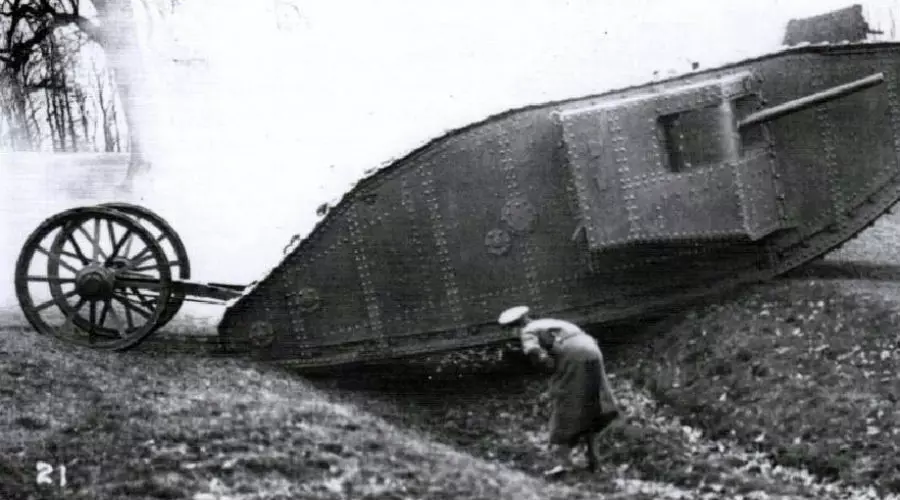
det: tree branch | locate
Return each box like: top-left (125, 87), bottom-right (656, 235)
top-left (24, 75), bottom-right (64, 91)
top-left (1, 0), bottom-right (102, 74)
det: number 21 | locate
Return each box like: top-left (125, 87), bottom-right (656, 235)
top-left (36, 461), bottom-right (66, 487)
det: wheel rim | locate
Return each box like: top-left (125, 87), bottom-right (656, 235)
top-left (98, 202), bottom-right (190, 330)
top-left (14, 207), bottom-right (173, 351)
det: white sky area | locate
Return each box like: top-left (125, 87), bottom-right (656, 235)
top-left (3, 0), bottom-right (900, 313)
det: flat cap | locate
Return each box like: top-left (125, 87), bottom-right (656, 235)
top-left (498, 305), bottom-right (530, 326)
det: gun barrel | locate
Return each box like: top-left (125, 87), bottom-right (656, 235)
top-left (738, 72), bottom-right (885, 129)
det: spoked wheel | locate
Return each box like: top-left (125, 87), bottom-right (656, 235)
top-left (14, 207), bottom-right (173, 350)
top-left (98, 202), bottom-right (191, 329)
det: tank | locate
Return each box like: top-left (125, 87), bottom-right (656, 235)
top-left (214, 40), bottom-right (900, 368)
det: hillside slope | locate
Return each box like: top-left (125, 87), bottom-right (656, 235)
top-left (313, 280), bottom-right (900, 499)
top-left (0, 313), bottom-right (585, 500)
top-left (620, 279), bottom-right (900, 497)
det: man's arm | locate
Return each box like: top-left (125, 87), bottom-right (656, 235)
top-left (520, 328), bottom-right (554, 371)
top-left (529, 349), bottom-right (554, 372)
top-left (520, 328), bottom-right (542, 357)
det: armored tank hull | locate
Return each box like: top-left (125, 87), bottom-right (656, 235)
top-left (218, 42), bottom-right (900, 368)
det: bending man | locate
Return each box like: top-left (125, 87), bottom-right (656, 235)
top-left (498, 305), bottom-right (620, 477)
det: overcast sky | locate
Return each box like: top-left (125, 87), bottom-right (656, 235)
top-left (144, 0), bottom-right (899, 192)
top-left (10, 0), bottom-right (900, 300)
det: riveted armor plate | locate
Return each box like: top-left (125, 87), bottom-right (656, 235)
top-left (501, 197), bottom-right (536, 233)
top-left (248, 321), bottom-right (275, 348)
top-left (295, 287), bottom-right (321, 313)
top-left (485, 228), bottom-right (512, 255)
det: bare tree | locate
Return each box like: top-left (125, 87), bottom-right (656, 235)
top-left (0, 1), bottom-right (91, 149)
top-left (1, 0), bottom-right (178, 185)
top-left (92, 56), bottom-right (121, 152)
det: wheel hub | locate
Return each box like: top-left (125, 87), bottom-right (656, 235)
top-left (75, 265), bottom-right (117, 300)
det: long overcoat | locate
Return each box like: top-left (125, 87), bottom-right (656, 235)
top-left (519, 319), bottom-right (619, 445)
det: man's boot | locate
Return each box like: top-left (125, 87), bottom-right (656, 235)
top-left (585, 410), bottom-right (621, 472)
top-left (544, 444), bottom-right (574, 478)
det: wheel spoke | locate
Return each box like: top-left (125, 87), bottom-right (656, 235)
top-left (98, 300), bottom-right (110, 329)
top-left (65, 233), bottom-right (91, 265)
top-left (26, 276), bottom-right (76, 283)
top-left (132, 255), bottom-right (160, 270)
top-left (93, 218), bottom-right (102, 261)
top-left (109, 228), bottom-right (133, 260)
top-left (122, 232), bottom-right (134, 258)
top-left (122, 298), bottom-right (135, 329)
top-left (58, 249), bottom-right (86, 263)
top-left (61, 298), bottom-right (86, 335)
top-left (107, 219), bottom-right (117, 250)
top-left (34, 290), bottom-right (79, 312)
top-left (88, 301), bottom-right (97, 344)
top-left (75, 222), bottom-right (108, 262)
top-left (74, 225), bottom-right (96, 260)
top-left (114, 294), bottom-right (153, 320)
top-left (128, 287), bottom-right (158, 309)
top-left (107, 306), bottom-right (128, 337)
top-left (35, 245), bottom-right (79, 274)
top-left (130, 246), bottom-right (152, 265)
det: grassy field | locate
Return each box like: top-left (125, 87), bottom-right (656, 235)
top-left (4, 214), bottom-right (900, 499)
top-left (313, 280), bottom-right (900, 499)
top-left (622, 280), bottom-right (900, 494)
top-left (0, 311), bottom-right (585, 500)
top-left (4, 277), bottom-right (900, 499)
